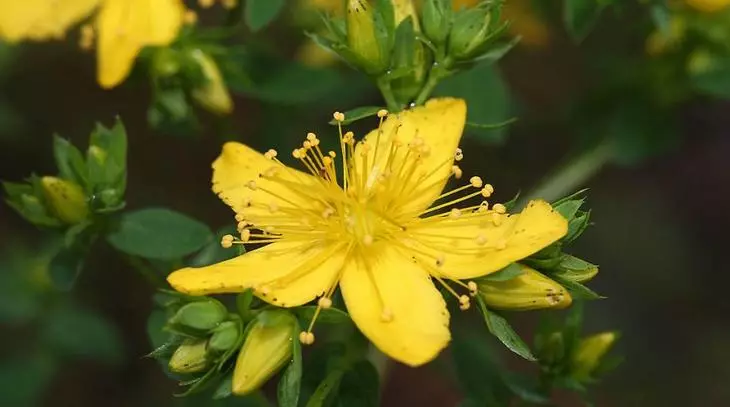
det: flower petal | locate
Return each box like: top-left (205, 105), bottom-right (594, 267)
top-left (212, 142), bottom-right (322, 221)
top-left (407, 200), bottom-right (567, 280)
top-left (0, 0), bottom-right (100, 42)
top-left (168, 241), bottom-right (347, 307)
top-left (355, 98), bottom-right (467, 216)
top-left (339, 245), bottom-right (450, 366)
top-left (96, 0), bottom-right (184, 88)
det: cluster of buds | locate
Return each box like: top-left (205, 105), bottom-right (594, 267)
top-left (310, 0), bottom-right (511, 109)
top-left (153, 293), bottom-right (299, 397)
top-left (3, 120), bottom-right (128, 228)
top-left (149, 46), bottom-right (233, 127)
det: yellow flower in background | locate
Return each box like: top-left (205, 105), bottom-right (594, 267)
top-left (167, 98), bottom-right (567, 366)
top-left (685, 0), bottom-right (730, 12)
top-left (0, 0), bottom-right (186, 88)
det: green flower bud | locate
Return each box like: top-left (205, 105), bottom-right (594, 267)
top-left (189, 50), bottom-right (233, 115)
top-left (390, 17), bottom-right (429, 103)
top-left (346, 0), bottom-right (389, 74)
top-left (392, 0), bottom-right (419, 29)
top-left (170, 300), bottom-right (228, 332)
top-left (448, 5), bottom-right (493, 60)
top-left (571, 332), bottom-right (618, 380)
top-left (87, 145), bottom-right (107, 167)
top-left (554, 255), bottom-right (599, 283)
top-left (153, 48), bottom-right (182, 78)
top-left (478, 266), bottom-right (572, 311)
top-left (208, 321), bottom-right (240, 353)
top-left (421, 0), bottom-right (452, 46)
top-left (232, 310), bottom-right (296, 396)
top-left (40, 176), bottom-right (89, 224)
top-left (169, 338), bottom-right (210, 373)
top-left (539, 331), bottom-right (565, 365)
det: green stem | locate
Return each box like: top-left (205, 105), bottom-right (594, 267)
top-left (376, 77), bottom-right (402, 112)
top-left (414, 57), bottom-right (453, 106)
top-left (520, 139), bottom-right (615, 206)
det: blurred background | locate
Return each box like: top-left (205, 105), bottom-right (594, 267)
top-left (1, 0), bottom-right (730, 406)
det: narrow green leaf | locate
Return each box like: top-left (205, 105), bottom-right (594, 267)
top-left (480, 263), bottom-right (523, 282)
top-left (476, 297), bottom-right (536, 361)
top-left (327, 106), bottom-right (385, 125)
top-left (245, 0), bottom-right (286, 32)
top-left (236, 289), bottom-right (255, 323)
top-left (277, 320), bottom-right (303, 407)
top-left (554, 277), bottom-right (604, 300)
top-left (53, 135), bottom-right (88, 189)
top-left (105, 208), bottom-right (213, 260)
top-left (305, 369), bottom-right (345, 407)
top-left (213, 375), bottom-right (233, 400)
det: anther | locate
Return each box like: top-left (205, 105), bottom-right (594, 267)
top-left (237, 221), bottom-right (247, 231)
top-left (303, 140), bottom-right (312, 149)
top-left (220, 234), bottom-right (234, 248)
top-left (380, 308), bottom-right (394, 322)
top-left (240, 229), bottom-right (251, 242)
top-left (343, 131), bottom-right (354, 144)
top-left (333, 111), bottom-right (345, 122)
top-left (328, 151), bottom-right (337, 158)
top-left (298, 331), bottom-right (315, 345)
top-left (483, 184), bottom-right (494, 196)
top-left (264, 149), bottom-right (278, 159)
top-left (318, 297), bottom-right (332, 309)
top-left (492, 203), bottom-right (506, 214)
top-left (306, 132), bottom-right (317, 141)
top-left (459, 295), bottom-right (471, 310)
top-left (449, 208), bottom-right (462, 218)
top-left (467, 281), bottom-right (478, 296)
top-left (469, 176), bottom-right (483, 188)
top-left (478, 201), bottom-right (489, 212)
top-left (377, 109), bottom-right (388, 118)
top-left (454, 148), bottom-right (464, 161)
top-left (235, 213), bottom-right (245, 222)
top-left (451, 165), bottom-right (463, 179)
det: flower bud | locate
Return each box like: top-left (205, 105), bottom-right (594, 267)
top-left (538, 331), bottom-right (565, 365)
top-left (232, 310), bottom-right (296, 395)
top-left (153, 48), bottom-right (182, 78)
top-left (208, 321), bottom-right (240, 353)
top-left (392, 0), bottom-right (419, 29)
top-left (571, 332), bottom-right (618, 380)
top-left (346, 0), bottom-right (388, 74)
top-left (170, 300), bottom-right (228, 332)
top-left (478, 266), bottom-right (572, 311)
top-left (448, 5), bottom-right (494, 60)
top-left (190, 50), bottom-right (233, 115)
top-left (554, 255), bottom-right (599, 283)
top-left (169, 338), bottom-right (210, 373)
top-left (421, 0), bottom-right (452, 46)
top-left (390, 17), bottom-right (429, 103)
top-left (40, 176), bottom-right (89, 224)
top-left (87, 145), bottom-right (107, 167)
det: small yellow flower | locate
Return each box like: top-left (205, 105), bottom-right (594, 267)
top-left (686, 0), bottom-right (730, 12)
top-left (571, 331), bottom-right (618, 380)
top-left (167, 98), bottom-right (567, 366)
top-left (0, 0), bottom-right (185, 89)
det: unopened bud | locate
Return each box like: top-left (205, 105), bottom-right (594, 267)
top-left (393, 0), bottom-right (419, 29)
top-left (208, 321), bottom-right (240, 353)
top-left (168, 338), bottom-right (210, 373)
top-left (478, 266), bottom-right (572, 311)
top-left (421, 0), bottom-right (452, 46)
top-left (571, 332), bottom-right (618, 380)
top-left (346, 0), bottom-right (388, 74)
top-left (190, 50), bottom-right (233, 115)
top-left (232, 310), bottom-right (297, 395)
top-left (170, 300), bottom-right (228, 332)
top-left (448, 5), bottom-right (494, 59)
top-left (40, 176), bottom-right (89, 224)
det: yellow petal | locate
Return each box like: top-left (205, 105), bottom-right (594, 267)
top-left (96, 0), bottom-right (184, 88)
top-left (356, 98), bottom-right (467, 216)
top-left (168, 241), bottom-right (347, 307)
top-left (212, 142), bottom-right (322, 220)
top-left (408, 200), bottom-right (567, 280)
top-left (0, 0), bottom-right (100, 42)
top-left (339, 245), bottom-right (450, 366)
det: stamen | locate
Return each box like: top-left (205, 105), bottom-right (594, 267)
top-left (220, 234), bottom-right (234, 248)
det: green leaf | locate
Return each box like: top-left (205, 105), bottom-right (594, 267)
top-left (213, 375), bottom-right (234, 400)
top-left (476, 297), bottom-right (536, 361)
top-left (336, 361), bottom-right (380, 407)
top-left (53, 135), bottom-right (88, 189)
top-left (146, 309), bottom-right (170, 351)
top-left (277, 320), bottom-right (303, 407)
top-left (89, 119), bottom-right (127, 194)
top-left (480, 263), bottom-right (523, 282)
top-left (236, 289), bottom-right (255, 323)
top-left (434, 63), bottom-right (511, 143)
top-left (106, 208), bottom-right (213, 260)
top-left (42, 304), bottom-right (123, 365)
top-left (245, 0), bottom-right (286, 32)
top-left (563, 0), bottom-right (606, 42)
top-left (553, 277), bottom-right (604, 300)
top-left (296, 306), bottom-right (352, 325)
top-left (189, 226), bottom-right (241, 267)
top-left (450, 325), bottom-right (510, 405)
top-left (49, 246), bottom-right (85, 291)
top-left (305, 368), bottom-right (345, 407)
top-left (328, 106), bottom-right (384, 125)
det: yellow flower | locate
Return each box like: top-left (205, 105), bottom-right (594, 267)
top-left (167, 98), bottom-right (567, 366)
top-left (478, 265), bottom-right (572, 311)
top-left (0, 0), bottom-right (185, 89)
top-left (686, 0), bottom-right (730, 12)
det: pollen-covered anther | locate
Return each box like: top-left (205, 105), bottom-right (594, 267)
top-left (235, 213), bottom-right (245, 222)
top-left (264, 149), bottom-right (278, 159)
top-left (328, 151), bottom-right (337, 158)
top-left (377, 109), bottom-right (389, 118)
top-left (318, 297), bottom-right (332, 309)
top-left (478, 201), bottom-right (489, 212)
top-left (237, 221), bottom-right (248, 232)
top-left (363, 234), bottom-right (374, 245)
top-left (343, 131), bottom-right (355, 144)
top-left (492, 203), bottom-right (506, 214)
top-left (470, 176), bottom-right (483, 188)
top-left (322, 156), bottom-right (333, 166)
top-left (380, 308), bottom-right (394, 322)
top-left (306, 132), bottom-right (318, 142)
top-left (240, 229), bottom-right (251, 242)
top-left (333, 111), bottom-right (345, 122)
top-left (491, 213), bottom-right (503, 226)
top-left (451, 165), bottom-right (463, 179)
top-left (454, 148), bottom-right (464, 161)
top-left (467, 281), bottom-right (478, 296)
top-left (298, 331), bottom-right (315, 345)
top-left (482, 184), bottom-right (494, 196)
top-left (220, 234), bottom-right (234, 248)
top-left (450, 208), bottom-right (462, 219)
top-left (458, 295), bottom-right (471, 310)
top-left (302, 140), bottom-right (312, 149)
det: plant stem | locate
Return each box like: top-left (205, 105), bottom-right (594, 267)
top-left (414, 57), bottom-right (453, 106)
top-left (376, 77), bottom-right (402, 112)
top-left (519, 139), bottom-right (615, 206)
